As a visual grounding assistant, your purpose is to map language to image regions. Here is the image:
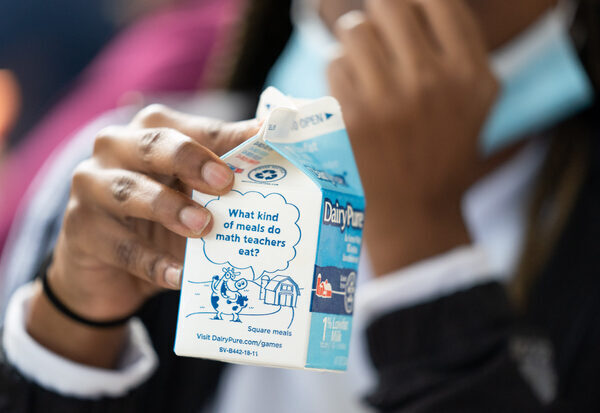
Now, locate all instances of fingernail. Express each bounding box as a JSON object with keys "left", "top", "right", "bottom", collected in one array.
[
  {"left": 179, "top": 206, "right": 211, "bottom": 234},
  {"left": 202, "top": 161, "right": 233, "bottom": 190},
  {"left": 165, "top": 265, "right": 182, "bottom": 288}
]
